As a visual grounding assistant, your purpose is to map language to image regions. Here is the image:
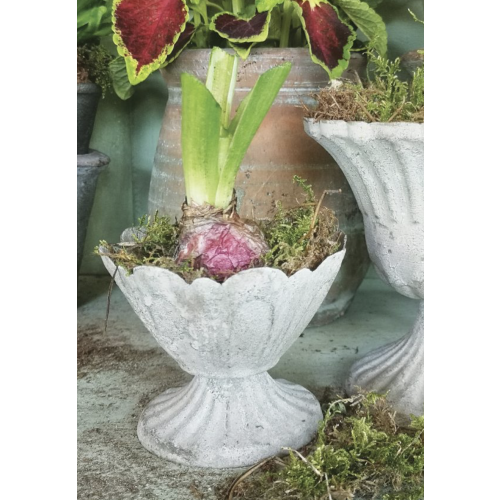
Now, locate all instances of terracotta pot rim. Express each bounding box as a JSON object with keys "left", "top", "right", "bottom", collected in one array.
[
  {"left": 160, "top": 48, "right": 365, "bottom": 73},
  {"left": 170, "top": 47, "right": 364, "bottom": 57}
]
